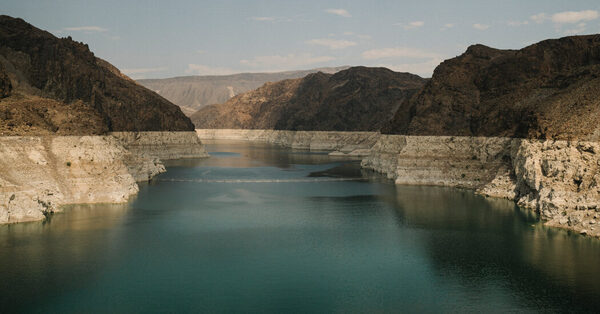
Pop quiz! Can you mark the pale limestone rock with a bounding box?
[0,132,207,225]
[196,129,379,153]
[111,131,209,160]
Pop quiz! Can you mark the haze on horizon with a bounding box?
[2,0,600,79]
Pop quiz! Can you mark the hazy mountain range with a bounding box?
[137,66,349,116]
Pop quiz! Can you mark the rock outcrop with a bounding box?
[111,131,209,160]
[362,135,600,237]
[383,34,600,140]
[0,15,194,135]
[138,67,349,116]
[192,67,425,131]
[0,16,209,224]
[196,129,379,156]
[0,136,164,224]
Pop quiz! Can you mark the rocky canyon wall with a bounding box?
[363,135,600,237]
[0,132,209,224]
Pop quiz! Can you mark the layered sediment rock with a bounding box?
[363,135,600,237]
[111,131,209,160]
[0,132,209,224]
[196,129,379,156]
[0,136,164,224]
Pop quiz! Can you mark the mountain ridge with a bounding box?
[138,66,350,116]
[191,66,426,131]
[0,15,194,135]
[382,34,600,140]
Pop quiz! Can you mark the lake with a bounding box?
[1,140,599,313]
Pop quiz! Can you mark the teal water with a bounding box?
[1,140,600,313]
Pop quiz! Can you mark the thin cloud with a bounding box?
[398,21,424,30]
[473,23,489,30]
[440,23,454,31]
[185,64,236,76]
[250,17,276,22]
[63,26,107,32]
[552,10,598,23]
[564,23,587,35]
[530,10,598,24]
[530,13,547,24]
[325,9,351,17]
[507,20,529,26]
[240,53,335,71]
[362,47,442,60]
[306,38,357,49]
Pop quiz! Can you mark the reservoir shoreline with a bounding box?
[0,131,208,224]
[197,129,600,238]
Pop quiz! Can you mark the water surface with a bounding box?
[1,140,599,312]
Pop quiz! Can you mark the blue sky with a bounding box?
[3,0,600,78]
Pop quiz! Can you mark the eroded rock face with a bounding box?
[383,35,600,141]
[363,135,600,237]
[192,67,425,131]
[0,136,165,224]
[511,140,600,234]
[111,131,210,160]
[0,15,194,135]
[196,129,379,156]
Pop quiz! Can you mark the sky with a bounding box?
[2,0,600,79]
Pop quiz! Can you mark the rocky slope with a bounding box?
[0,15,194,135]
[138,67,349,116]
[362,135,600,237]
[192,67,425,131]
[0,16,208,224]
[0,136,163,224]
[383,34,600,140]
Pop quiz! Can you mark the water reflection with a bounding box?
[383,185,600,311]
[0,203,129,311]
[1,140,599,312]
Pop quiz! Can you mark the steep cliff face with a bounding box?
[0,15,194,134]
[138,67,349,116]
[192,67,425,131]
[362,135,600,237]
[383,35,600,140]
[0,136,164,224]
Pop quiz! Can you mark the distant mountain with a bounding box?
[0,15,193,135]
[137,66,349,116]
[383,34,600,140]
[191,67,425,131]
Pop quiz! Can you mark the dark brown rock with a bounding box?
[0,62,11,98]
[0,15,194,135]
[191,67,425,131]
[383,35,600,140]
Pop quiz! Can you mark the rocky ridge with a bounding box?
[0,15,194,135]
[191,67,425,131]
[138,67,349,116]
[383,35,600,140]
[0,16,209,224]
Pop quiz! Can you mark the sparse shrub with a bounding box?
[66,161,71,167]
